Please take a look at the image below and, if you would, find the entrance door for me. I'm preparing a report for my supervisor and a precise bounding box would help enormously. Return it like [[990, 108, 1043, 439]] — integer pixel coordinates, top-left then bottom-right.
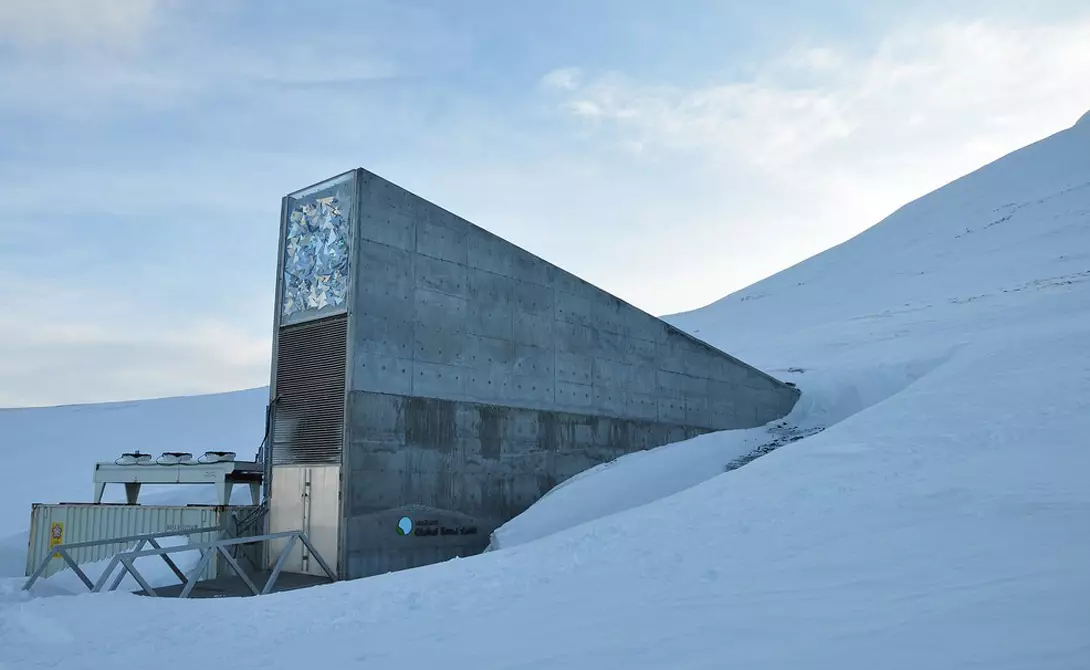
[[268, 464, 340, 577]]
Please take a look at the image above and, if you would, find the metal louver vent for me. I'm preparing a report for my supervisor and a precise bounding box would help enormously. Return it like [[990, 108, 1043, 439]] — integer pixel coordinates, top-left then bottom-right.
[[271, 314, 348, 465]]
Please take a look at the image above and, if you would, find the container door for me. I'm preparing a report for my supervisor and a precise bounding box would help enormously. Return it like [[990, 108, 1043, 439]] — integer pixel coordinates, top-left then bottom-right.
[[268, 464, 340, 577]]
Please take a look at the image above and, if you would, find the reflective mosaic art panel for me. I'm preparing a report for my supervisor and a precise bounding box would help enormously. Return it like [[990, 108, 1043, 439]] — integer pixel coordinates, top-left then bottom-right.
[[281, 181, 352, 320]]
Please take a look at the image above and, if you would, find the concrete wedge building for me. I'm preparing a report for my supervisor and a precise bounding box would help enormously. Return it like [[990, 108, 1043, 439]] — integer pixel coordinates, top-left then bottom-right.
[[266, 168, 800, 580]]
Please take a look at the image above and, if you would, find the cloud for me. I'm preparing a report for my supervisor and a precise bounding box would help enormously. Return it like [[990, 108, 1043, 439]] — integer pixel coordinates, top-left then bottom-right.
[[541, 67, 583, 91], [0, 274, 271, 407], [0, 0, 167, 53], [536, 18, 1090, 314], [0, 1, 196, 114], [0, 2, 431, 116], [0, 313, 271, 408], [544, 19, 1090, 179]]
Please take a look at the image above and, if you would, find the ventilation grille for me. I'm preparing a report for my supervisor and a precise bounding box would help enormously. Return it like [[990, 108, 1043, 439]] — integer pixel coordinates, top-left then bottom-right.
[[271, 314, 348, 465]]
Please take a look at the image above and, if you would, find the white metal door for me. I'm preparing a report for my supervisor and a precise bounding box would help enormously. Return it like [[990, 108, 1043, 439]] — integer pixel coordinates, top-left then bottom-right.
[[268, 464, 340, 577]]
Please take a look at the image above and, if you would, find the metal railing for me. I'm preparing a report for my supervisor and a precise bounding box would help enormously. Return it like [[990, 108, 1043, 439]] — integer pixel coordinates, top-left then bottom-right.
[[23, 525, 226, 592], [23, 527, 335, 598]]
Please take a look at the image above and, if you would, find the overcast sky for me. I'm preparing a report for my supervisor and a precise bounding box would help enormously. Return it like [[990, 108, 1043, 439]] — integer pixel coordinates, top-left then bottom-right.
[[1, 0, 1088, 407]]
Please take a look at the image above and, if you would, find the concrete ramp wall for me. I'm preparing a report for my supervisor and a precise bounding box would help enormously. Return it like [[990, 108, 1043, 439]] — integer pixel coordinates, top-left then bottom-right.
[[336, 168, 799, 578]]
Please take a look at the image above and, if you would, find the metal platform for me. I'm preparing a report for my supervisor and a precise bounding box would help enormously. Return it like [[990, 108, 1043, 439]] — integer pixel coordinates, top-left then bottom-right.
[[93, 460, 264, 505], [146, 571, 333, 598]]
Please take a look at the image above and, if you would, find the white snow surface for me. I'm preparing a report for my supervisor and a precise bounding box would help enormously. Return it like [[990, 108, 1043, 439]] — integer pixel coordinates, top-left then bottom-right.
[[2, 116, 1089, 668], [487, 421, 825, 552]]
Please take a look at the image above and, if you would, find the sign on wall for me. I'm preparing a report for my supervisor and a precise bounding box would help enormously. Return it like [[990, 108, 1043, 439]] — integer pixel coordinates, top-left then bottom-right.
[[49, 521, 64, 558]]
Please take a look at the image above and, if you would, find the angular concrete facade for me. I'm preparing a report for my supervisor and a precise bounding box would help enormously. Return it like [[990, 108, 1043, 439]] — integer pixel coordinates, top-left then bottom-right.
[[267, 168, 800, 581]]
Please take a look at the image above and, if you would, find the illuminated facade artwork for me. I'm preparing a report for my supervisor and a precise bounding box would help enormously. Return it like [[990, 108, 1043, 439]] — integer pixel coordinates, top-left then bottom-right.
[[280, 180, 353, 322]]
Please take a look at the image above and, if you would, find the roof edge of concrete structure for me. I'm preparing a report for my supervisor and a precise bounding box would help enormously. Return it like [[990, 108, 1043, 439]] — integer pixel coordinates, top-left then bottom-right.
[[661, 323, 798, 392], [336, 166, 798, 397]]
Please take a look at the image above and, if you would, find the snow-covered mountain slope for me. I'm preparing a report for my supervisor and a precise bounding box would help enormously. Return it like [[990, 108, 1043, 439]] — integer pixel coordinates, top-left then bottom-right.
[[492, 116, 1090, 552], [670, 112, 1090, 375], [2, 114, 1089, 669]]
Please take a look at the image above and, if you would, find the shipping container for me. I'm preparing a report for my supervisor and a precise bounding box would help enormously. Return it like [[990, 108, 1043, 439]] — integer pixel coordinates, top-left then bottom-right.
[[25, 503, 261, 582]]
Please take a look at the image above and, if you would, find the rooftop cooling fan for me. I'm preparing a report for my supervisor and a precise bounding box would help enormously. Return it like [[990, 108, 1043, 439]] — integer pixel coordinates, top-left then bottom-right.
[[198, 451, 237, 464], [115, 451, 152, 466], [157, 452, 195, 465]]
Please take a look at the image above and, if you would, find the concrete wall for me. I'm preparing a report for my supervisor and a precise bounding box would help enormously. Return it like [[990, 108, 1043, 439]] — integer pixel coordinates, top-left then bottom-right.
[[340, 168, 799, 578]]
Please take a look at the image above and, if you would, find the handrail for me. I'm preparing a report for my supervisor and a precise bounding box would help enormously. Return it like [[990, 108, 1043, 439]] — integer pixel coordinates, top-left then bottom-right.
[[34, 525, 224, 552], [99, 529, 335, 598], [22, 525, 227, 592], [122, 529, 307, 553], [24, 528, 334, 598]]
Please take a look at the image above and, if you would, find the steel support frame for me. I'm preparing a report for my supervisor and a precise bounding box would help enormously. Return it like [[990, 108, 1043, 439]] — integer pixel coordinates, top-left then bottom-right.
[[23, 526, 225, 592], [24, 529, 334, 598]]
